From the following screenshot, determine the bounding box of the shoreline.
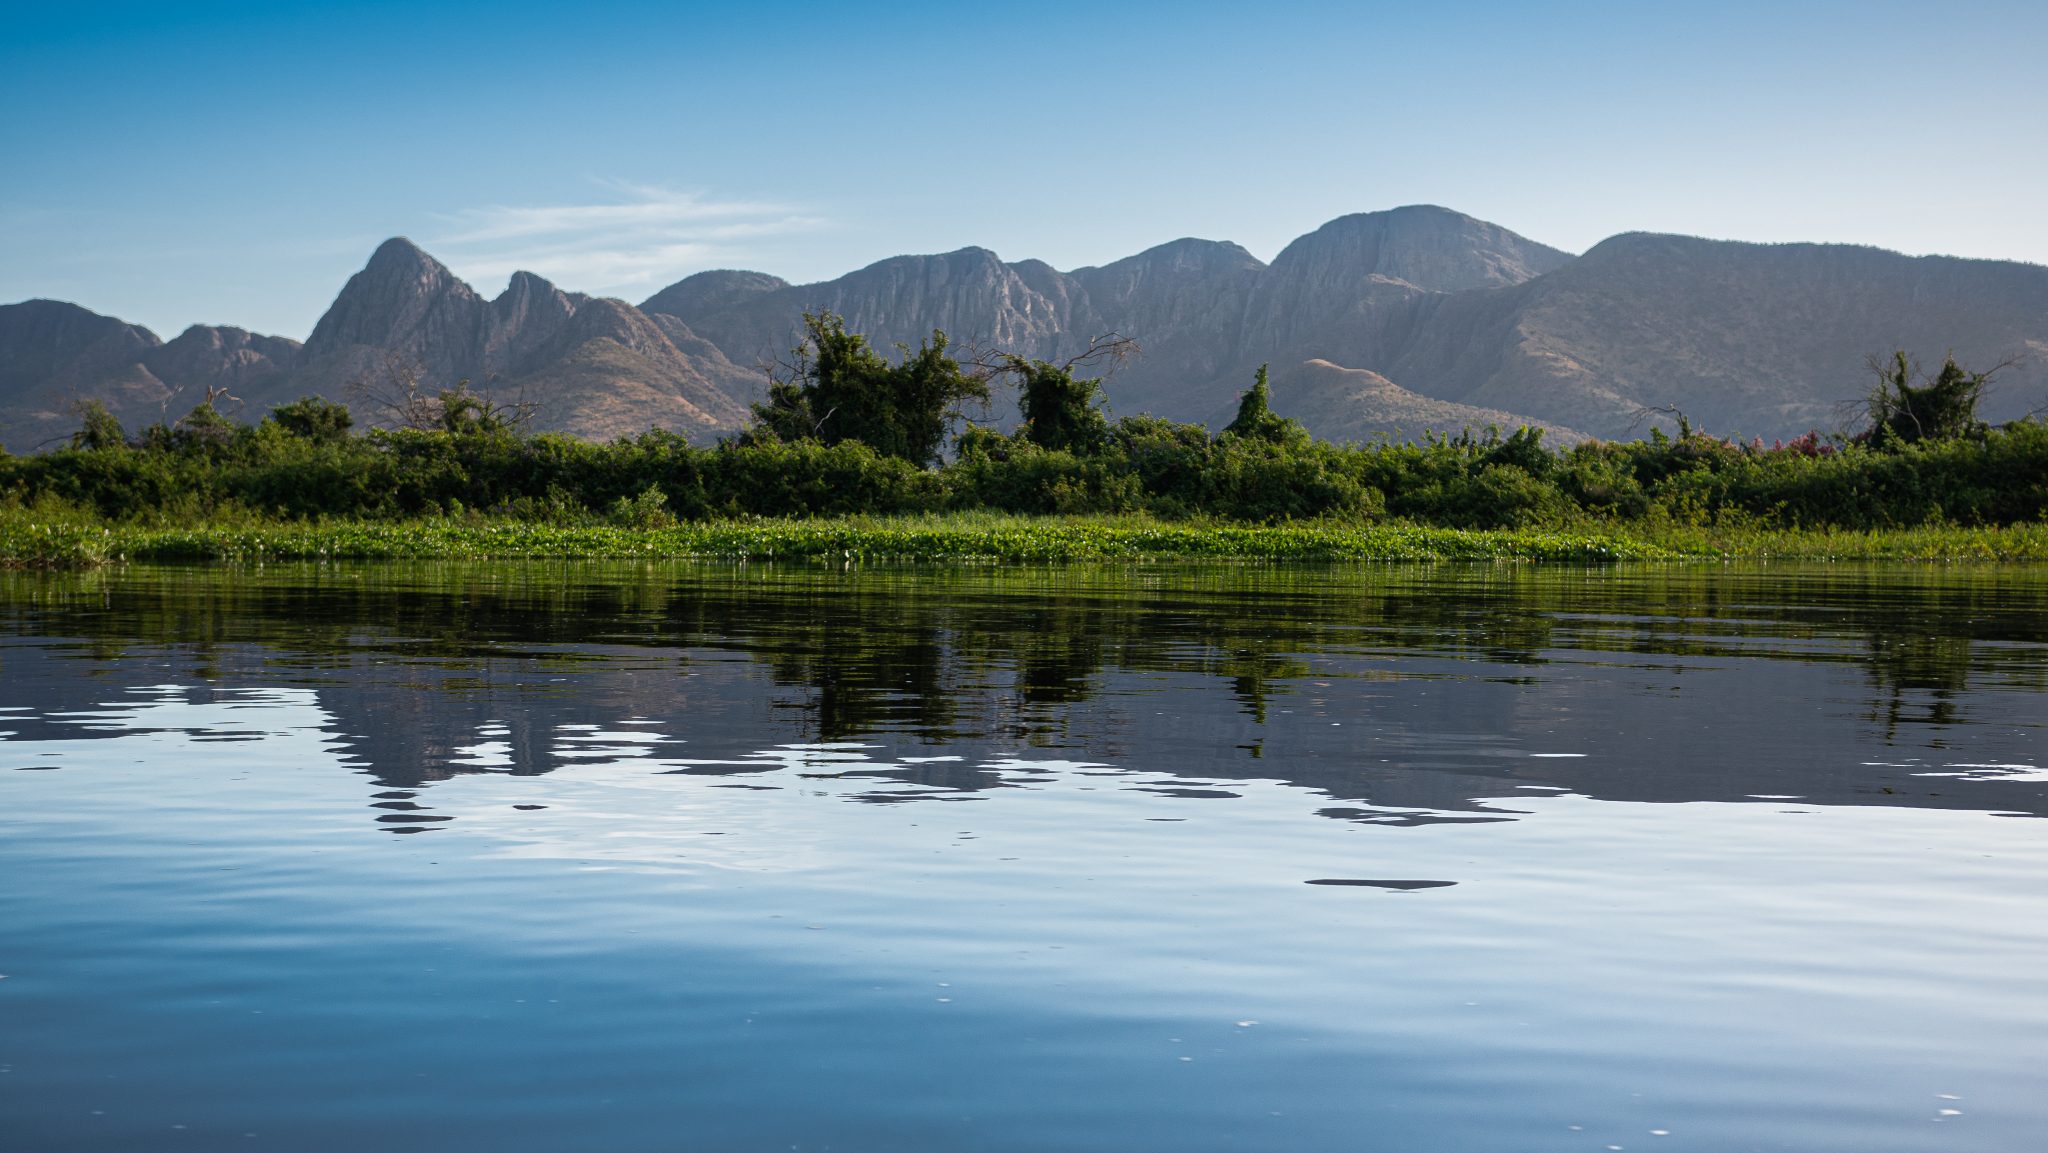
[8,513,2048,569]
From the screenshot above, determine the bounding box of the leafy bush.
[268,396,354,444]
[8,343,2046,534]
[946,439,1142,515]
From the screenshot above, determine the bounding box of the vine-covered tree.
[975,332,1134,455]
[1865,350,1994,445]
[1012,359,1112,453]
[750,313,987,465]
[1222,364,1309,445]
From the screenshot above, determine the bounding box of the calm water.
[2,562,2045,1152]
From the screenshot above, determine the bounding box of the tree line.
[4,314,2044,530]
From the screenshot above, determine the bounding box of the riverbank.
[6,510,2048,568]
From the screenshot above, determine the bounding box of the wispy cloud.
[430,181,823,297]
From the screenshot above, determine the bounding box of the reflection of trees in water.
[1854,617,2048,741]
[1488,568,2048,740]
[766,629,961,742]
[7,563,2048,829]
[11,563,2047,735]
[1865,633,1972,735]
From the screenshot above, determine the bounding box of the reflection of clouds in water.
[553,727,675,760]
[453,719,682,769]
[450,719,523,769]
[442,734,1529,872]
[1918,762,2048,783]
[10,660,2048,1152]
[450,740,516,768]
[39,685,337,744]
[660,741,936,776]
[452,745,1124,872]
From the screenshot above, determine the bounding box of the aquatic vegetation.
[7,504,2048,569]
[0,510,1660,567]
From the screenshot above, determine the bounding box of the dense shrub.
[947,436,1141,515]
[749,314,987,466]
[4,397,2044,531]
[1012,359,1113,455]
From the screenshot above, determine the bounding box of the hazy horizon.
[6,0,2046,339]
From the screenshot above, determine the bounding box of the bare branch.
[199,382,241,416]
[1059,332,1140,377]
[962,332,1144,385]
[346,352,437,430]
[345,354,535,433]
[1624,403,1693,437]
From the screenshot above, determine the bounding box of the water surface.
[3,563,2045,1151]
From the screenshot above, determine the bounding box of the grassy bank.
[8,509,2048,569]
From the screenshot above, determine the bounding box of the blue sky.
[4,0,2045,339]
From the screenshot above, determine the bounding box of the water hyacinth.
[7,508,2048,569]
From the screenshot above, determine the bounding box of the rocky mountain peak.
[851,247,1008,285]
[491,270,574,322]
[305,237,485,364]
[146,324,302,398]
[163,323,299,354]
[501,269,561,297]
[1231,206,1578,374]
[364,236,441,275]
[639,270,791,322]
[480,272,577,367]
[565,296,667,349]
[1095,237,1267,277]
[1269,205,1573,294]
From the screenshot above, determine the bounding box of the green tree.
[1222,364,1308,445]
[1013,357,1111,453]
[172,400,238,448]
[69,400,127,450]
[1481,426,1553,476]
[749,313,988,465]
[268,396,355,444]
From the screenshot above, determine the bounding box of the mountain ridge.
[5,205,2046,451]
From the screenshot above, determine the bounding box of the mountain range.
[5,204,2045,452]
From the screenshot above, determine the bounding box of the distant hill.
[1256,360,1587,446]
[639,269,791,322]
[1355,232,2048,437]
[6,205,2046,451]
[0,299,302,451]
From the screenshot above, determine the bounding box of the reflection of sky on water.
[6,681,2047,1152]
[3,563,2047,1152]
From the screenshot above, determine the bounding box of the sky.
[4,0,2045,339]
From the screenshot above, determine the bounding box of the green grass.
[7,508,2048,569]
[1628,522,2048,561]
[0,511,1665,567]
